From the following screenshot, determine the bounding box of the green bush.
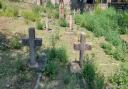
[83,59,96,89]
[22,10,39,22]
[118,12,128,34]
[36,21,44,30]
[44,61,57,79]
[46,47,68,64]
[46,1,54,9]
[83,57,105,89]
[109,64,128,88]
[0,1,2,9]
[3,7,18,17]
[59,18,68,27]
[101,43,114,55]
[10,35,21,49]
[113,47,125,61]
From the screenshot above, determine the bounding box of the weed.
[101,43,114,55]
[9,35,21,49]
[109,64,128,88]
[3,7,19,17]
[0,1,2,9]
[44,61,57,79]
[22,10,40,22]
[36,21,45,30]
[59,18,68,27]
[83,56,105,89]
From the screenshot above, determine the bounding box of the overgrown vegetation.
[36,21,45,30]
[75,7,128,61]
[44,32,68,79]
[10,35,21,49]
[109,63,128,89]
[59,18,68,27]
[83,56,105,89]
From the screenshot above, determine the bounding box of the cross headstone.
[74,32,92,68]
[22,27,42,68]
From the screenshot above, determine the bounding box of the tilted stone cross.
[22,27,42,68]
[74,32,92,68]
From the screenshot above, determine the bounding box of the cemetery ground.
[0,0,128,89]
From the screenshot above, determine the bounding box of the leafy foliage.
[22,10,40,22]
[36,21,45,30]
[75,7,128,61]
[109,63,128,89]
[83,56,105,89]
[10,35,21,49]
[59,18,68,27]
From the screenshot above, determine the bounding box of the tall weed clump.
[22,10,40,22]
[75,7,128,61]
[109,63,128,89]
[83,56,105,89]
[44,32,68,79]
[118,12,128,34]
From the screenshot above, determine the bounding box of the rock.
[69,61,81,73]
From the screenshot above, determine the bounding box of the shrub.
[53,10,59,19]
[113,47,125,61]
[109,64,128,88]
[22,10,39,22]
[101,43,114,55]
[46,47,68,64]
[118,12,128,34]
[16,59,27,72]
[83,57,105,89]
[0,1,2,9]
[44,61,57,79]
[36,21,44,30]
[10,35,21,49]
[83,59,96,89]
[59,18,68,27]
[46,1,54,9]
[3,7,19,17]
[104,31,122,46]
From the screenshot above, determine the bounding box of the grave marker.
[22,27,42,68]
[59,0,64,18]
[69,15,73,31]
[74,32,92,67]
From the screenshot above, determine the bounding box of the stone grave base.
[29,53,47,72]
[69,61,81,73]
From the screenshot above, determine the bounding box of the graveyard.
[0,0,128,89]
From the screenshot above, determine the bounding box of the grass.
[75,7,128,61]
[109,63,128,89]
[0,50,35,89]
[22,10,40,22]
[83,56,105,89]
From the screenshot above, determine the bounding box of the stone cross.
[22,27,42,68]
[74,32,92,68]
[69,14,73,31]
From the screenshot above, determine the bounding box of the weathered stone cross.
[22,27,42,68]
[74,32,92,68]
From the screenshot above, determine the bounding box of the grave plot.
[0,0,128,89]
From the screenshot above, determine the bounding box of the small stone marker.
[69,15,73,31]
[74,32,92,68]
[22,27,42,68]
[45,15,49,31]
